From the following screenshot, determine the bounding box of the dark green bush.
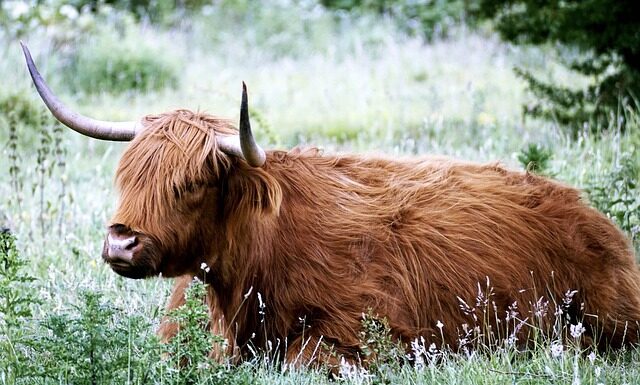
[5,278,242,384]
[321,0,470,40]
[39,0,208,24]
[0,244,243,384]
[161,278,227,384]
[586,154,640,251]
[0,229,39,331]
[474,0,640,135]
[359,310,407,383]
[0,91,49,129]
[0,229,41,382]
[517,143,552,175]
[16,290,158,384]
[67,31,178,94]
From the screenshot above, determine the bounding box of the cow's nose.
[106,233,138,262]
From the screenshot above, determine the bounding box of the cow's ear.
[222,164,282,218]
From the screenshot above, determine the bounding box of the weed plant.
[587,154,640,250]
[160,278,227,384]
[517,143,553,175]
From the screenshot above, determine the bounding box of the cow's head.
[21,43,279,279]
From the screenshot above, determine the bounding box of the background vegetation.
[0,0,639,383]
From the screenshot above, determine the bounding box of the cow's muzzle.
[102,224,150,279]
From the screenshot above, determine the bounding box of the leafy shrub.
[0,91,49,129]
[586,154,640,250]
[0,1,45,37]
[0,229,39,330]
[191,0,341,60]
[320,0,470,40]
[517,143,553,175]
[0,241,239,384]
[0,0,90,39]
[67,0,209,24]
[67,29,178,94]
[0,92,48,213]
[4,278,244,384]
[0,229,41,382]
[474,0,640,135]
[16,290,158,384]
[0,0,207,34]
[161,277,227,384]
[358,310,407,383]
[0,91,69,239]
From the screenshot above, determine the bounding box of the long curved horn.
[238,82,266,167]
[208,84,265,166]
[20,42,140,141]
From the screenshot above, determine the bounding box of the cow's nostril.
[125,236,138,250]
[106,233,139,262]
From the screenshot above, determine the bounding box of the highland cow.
[22,43,640,367]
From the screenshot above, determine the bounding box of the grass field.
[1,2,639,384]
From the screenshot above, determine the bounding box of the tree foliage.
[474,0,640,134]
[320,0,470,40]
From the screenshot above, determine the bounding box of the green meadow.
[0,1,639,383]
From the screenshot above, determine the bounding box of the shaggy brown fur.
[106,109,640,366]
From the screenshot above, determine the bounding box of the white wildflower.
[533,296,549,318]
[244,286,253,299]
[257,292,265,308]
[59,4,79,19]
[338,357,353,379]
[258,292,265,322]
[587,351,596,364]
[506,301,519,321]
[563,290,578,306]
[570,322,585,339]
[506,318,526,347]
[594,366,601,377]
[476,282,490,308]
[555,305,563,316]
[413,353,425,371]
[411,338,426,371]
[338,357,370,383]
[436,320,444,330]
[457,296,474,315]
[200,262,210,273]
[6,1,30,19]
[550,342,563,358]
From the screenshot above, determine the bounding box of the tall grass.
[0,1,639,383]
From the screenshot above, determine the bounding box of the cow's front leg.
[158,275,236,361]
[157,275,193,343]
